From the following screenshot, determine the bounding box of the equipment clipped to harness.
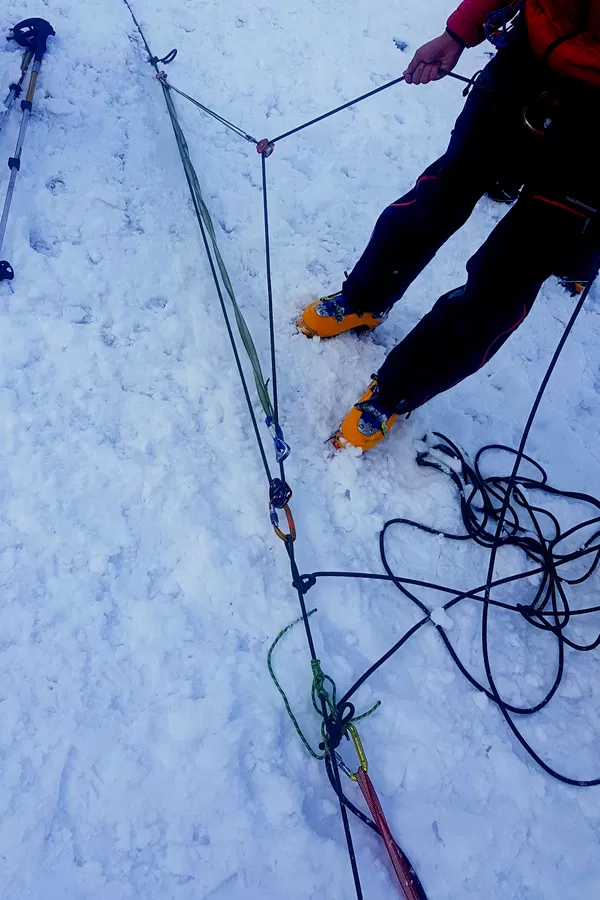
[523,90,559,136]
[559,277,587,296]
[0,18,55,282]
[484,1,525,48]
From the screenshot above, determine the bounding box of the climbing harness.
[0,18,55,282]
[119,3,600,895]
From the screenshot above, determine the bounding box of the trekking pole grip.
[10,18,55,62]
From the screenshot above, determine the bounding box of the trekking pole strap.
[10,18,55,63]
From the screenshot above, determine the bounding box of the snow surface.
[1,0,600,897]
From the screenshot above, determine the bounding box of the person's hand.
[404,32,464,85]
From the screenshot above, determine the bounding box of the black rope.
[259,142,364,894]
[285,535,366,898]
[479,264,600,785]
[270,74,407,144]
[299,415,600,790]
[270,70,474,145]
[122,0,161,71]
[260,153,289,482]
[121,3,365,895]
[117,0,600,883]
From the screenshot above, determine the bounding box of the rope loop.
[320,701,356,753]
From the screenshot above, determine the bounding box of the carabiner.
[347,723,368,773]
[270,503,296,543]
[336,723,369,781]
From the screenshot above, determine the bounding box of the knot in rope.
[320,701,356,753]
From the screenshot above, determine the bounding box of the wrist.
[445,28,466,49]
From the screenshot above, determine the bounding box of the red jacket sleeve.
[447,0,507,47]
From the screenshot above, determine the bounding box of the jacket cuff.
[446,27,466,49]
[447,7,487,48]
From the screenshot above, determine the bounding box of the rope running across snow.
[118,4,600,895]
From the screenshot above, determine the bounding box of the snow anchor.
[0,18,55,282]
[356,767,429,900]
[333,725,429,899]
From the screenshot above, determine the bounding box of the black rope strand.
[480,266,600,786]
[260,153,288,481]
[270,75,407,144]
[117,2,600,885]
[270,70,475,145]
[122,0,161,70]
[120,4,367,893]
[296,431,600,790]
[284,537,367,898]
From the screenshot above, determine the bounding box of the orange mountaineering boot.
[331,378,407,453]
[297,290,386,338]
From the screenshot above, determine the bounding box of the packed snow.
[1,0,600,897]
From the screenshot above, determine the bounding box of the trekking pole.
[0,18,55,282]
[0,47,34,135]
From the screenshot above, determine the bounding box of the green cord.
[268,609,324,759]
[268,613,382,760]
[161,82,275,422]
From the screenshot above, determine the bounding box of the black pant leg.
[343,83,504,314]
[376,193,571,411]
